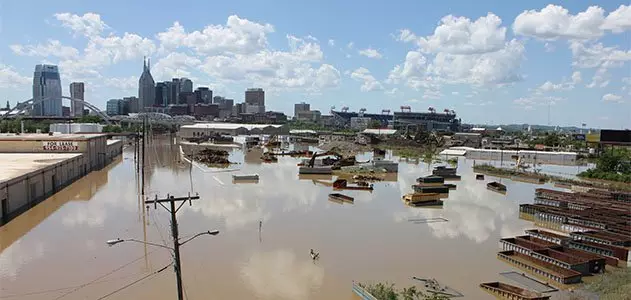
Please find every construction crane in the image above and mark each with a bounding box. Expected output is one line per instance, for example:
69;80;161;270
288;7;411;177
381;109;391;115
400;106;411;112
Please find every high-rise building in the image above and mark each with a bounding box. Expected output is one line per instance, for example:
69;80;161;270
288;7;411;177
124;96;139;113
70;82;85;117
155;82;169;106
245;88;265;106
181;78;193;93
169;78;181;105
138;57;155;112
194;87;212;104
32;64;62;116
294;102;310;117
106;99;122;115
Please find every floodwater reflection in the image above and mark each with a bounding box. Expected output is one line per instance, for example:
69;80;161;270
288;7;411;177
240;249;324;300
0;139;580;299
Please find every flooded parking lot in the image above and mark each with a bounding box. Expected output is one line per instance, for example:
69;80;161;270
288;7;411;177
1;139;570;299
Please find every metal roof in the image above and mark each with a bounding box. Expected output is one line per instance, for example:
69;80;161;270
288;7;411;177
362;129;398;135
181;123;283;130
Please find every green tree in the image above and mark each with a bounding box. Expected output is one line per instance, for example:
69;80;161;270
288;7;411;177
78;115;103;123
103;125;123;133
368;119;382;129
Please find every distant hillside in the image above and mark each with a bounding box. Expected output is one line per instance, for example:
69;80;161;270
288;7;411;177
465;124;587;132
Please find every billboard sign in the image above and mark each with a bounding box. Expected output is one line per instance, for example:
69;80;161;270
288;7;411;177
600;130;631;144
574;134;586;141
43;141;79;151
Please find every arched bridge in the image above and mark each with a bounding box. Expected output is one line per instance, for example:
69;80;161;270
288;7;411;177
1;96;113;124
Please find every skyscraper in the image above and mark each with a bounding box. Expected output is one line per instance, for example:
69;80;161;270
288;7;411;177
180;78;193;93
170;78;181;105
138;57;155;112
194;87;212;104
155;82;169;106
245;88;265;114
70;82;85;117
32;64;62;116
294;102;310;117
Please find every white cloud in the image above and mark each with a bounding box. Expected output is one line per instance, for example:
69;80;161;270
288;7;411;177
513;5;631;41
416;13;507;54
602;93;623;102
358;48;383;59
601;5;631;33
407;98;420;103
544;42;555;52
393;13;524;89
571;71;582;84
387;51;427;86
514;95;564;107
152;52;201;80
0;64;31;88
328;39;335;46
102;76;139;93
570;42;631;69
54;12;108;36
426;39;524;85
10;40;79;59
156;16;274;55
536;71;581;92
197;35;336;92
89;33;157;63
350;67;383;92
451;91;460;95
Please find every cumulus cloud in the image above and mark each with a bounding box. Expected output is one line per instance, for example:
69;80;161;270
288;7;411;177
350;67;383;92
10;40;79;59
535;71;582;92
0;64;31;88
157;16;274;55
416;13;507;54
392;13;524;89
513;4;631;40
328;39;335;46
358;48;382;59
602;93;623;102
54;12;108;36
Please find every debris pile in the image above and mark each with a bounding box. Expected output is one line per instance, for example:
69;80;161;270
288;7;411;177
192;148;233;165
352;175;383;182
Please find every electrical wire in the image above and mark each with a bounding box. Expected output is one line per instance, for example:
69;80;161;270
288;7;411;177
95;263;171;300
0;270;150;299
46;248;158;300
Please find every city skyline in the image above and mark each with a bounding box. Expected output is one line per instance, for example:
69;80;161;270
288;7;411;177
1;0;630;128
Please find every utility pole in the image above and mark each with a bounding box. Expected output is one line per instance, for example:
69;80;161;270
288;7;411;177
141;116;146;197
145;194;200;300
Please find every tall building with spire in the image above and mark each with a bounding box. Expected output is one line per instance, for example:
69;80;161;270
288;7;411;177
138;57;155;112
32;64;62;116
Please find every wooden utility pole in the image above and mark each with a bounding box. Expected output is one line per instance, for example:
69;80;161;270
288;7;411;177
145;194;200;300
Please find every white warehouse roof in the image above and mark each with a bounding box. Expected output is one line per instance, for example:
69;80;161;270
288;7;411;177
362;129;398;135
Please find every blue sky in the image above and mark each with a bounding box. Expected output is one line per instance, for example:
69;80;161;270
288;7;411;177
0;0;630;128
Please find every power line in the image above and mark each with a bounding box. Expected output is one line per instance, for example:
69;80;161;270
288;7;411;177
47;248;158;300
95;263;171;300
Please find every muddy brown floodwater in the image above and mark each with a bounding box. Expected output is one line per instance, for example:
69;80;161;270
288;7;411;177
1;138;564;299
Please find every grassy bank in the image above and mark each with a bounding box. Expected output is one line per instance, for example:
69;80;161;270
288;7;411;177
473;164;631;192
584;267;631;300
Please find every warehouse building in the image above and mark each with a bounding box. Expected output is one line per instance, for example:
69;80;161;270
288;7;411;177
178;123;287;138
0;133;122;224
